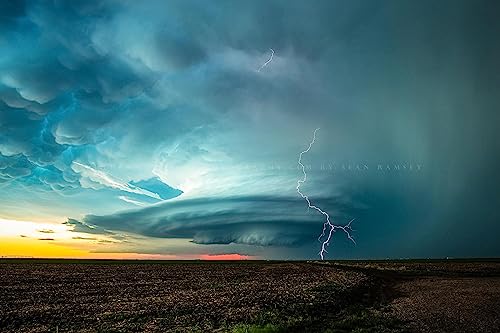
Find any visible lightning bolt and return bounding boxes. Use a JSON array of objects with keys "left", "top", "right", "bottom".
[
  {"left": 296, "top": 128, "right": 356, "bottom": 260},
  {"left": 257, "top": 48, "right": 275, "bottom": 72}
]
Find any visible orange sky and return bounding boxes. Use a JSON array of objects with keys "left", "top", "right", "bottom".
[
  {"left": 0, "top": 236, "right": 255, "bottom": 260},
  {"left": 0, "top": 218, "right": 257, "bottom": 260},
  {"left": 0, "top": 237, "right": 177, "bottom": 259}
]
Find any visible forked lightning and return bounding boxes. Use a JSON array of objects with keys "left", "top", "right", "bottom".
[{"left": 296, "top": 128, "right": 356, "bottom": 259}]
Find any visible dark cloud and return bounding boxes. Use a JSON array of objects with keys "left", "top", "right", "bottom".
[
  {"left": 0, "top": 0, "right": 27, "bottom": 31},
  {"left": 155, "top": 31, "right": 207, "bottom": 69},
  {"left": 72, "top": 236, "right": 97, "bottom": 241},
  {"left": 0, "top": 153, "right": 32, "bottom": 182},
  {"left": 1, "top": 0, "right": 499, "bottom": 258},
  {"left": 64, "top": 218, "right": 114, "bottom": 235},
  {"left": 129, "top": 177, "right": 183, "bottom": 200},
  {"left": 37, "top": 229, "right": 54, "bottom": 234},
  {"left": 64, "top": 218, "right": 130, "bottom": 243},
  {"left": 70, "top": 195, "right": 355, "bottom": 247}
]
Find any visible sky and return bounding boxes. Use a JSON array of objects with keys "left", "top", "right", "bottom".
[{"left": 1, "top": 0, "right": 499, "bottom": 260}]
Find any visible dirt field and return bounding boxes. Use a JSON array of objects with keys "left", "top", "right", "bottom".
[{"left": 0, "top": 260, "right": 499, "bottom": 332}]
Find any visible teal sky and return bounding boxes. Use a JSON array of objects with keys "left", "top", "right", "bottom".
[{"left": 0, "top": 0, "right": 499, "bottom": 259}]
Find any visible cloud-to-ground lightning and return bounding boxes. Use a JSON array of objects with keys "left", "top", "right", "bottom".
[
  {"left": 257, "top": 48, "right": 275, "bottom": 72},
  {"left": 296, "top": 128, "right": 356, "bottom": 260}
]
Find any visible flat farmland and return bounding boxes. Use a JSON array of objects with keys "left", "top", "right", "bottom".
[{"left": 0, "top": 260, "right": 499, "bottom": 332}]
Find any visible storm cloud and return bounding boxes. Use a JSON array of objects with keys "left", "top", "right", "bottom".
[
  {"left": 1, "top": 0, "right": 499, "bottom": 258},
  {"left": 72, "top": 195, "right": 355, "bottom": 247}
]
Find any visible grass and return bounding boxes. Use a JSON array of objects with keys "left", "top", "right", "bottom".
[
  {"left": 325, "top": 306, "right": 403, "bottom": 333},
  {"left": 230, "top": 306, "right": 403, "bottom": 333},
  {"left": 227, "top": 278, "right": 403, "bottom": 333}
]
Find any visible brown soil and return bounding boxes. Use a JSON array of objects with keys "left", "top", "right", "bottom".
[
  {"left": 0, "top": 261, "right": 368, "bottom": 332},
  {"left": 0, "top": 259, "right": 499, "bottom": 332}
]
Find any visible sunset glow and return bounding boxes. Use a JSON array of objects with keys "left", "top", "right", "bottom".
[{"left": 200, "top": 254, "right": 255, "bottom": 261}]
